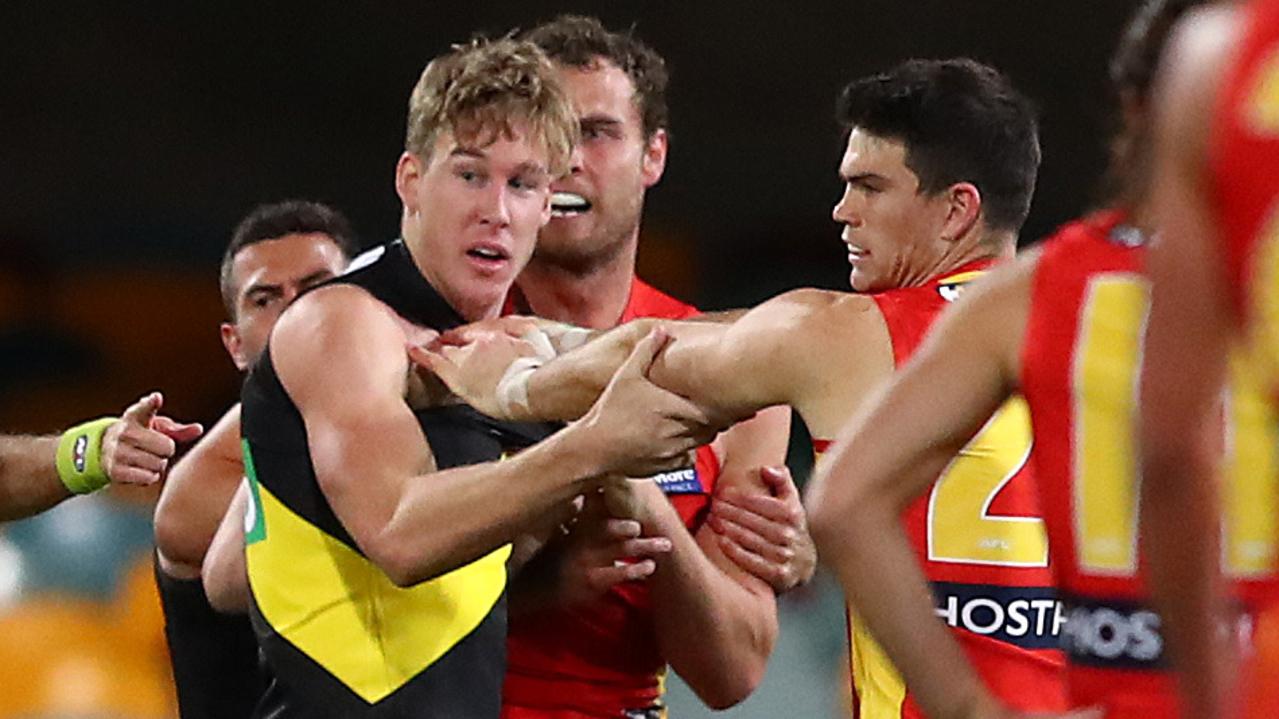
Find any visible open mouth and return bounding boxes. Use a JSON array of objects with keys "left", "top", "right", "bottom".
[
  {"left": 551, "top": 192, "right": 591, "bottom": 218},
  {"left": 467, "top": 245, "right": 510, "bottom": 263}
]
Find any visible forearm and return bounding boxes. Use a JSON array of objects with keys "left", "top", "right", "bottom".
[
  {"left": 0, "top": 435, "right": 68, "bottom": 522},
  {"left": 373, "top": 424, "right": 607, "bottom": 586},
  {"left": 811, "top": 490, "right": 988, "bottom": 719},
  {"left": 648, "top": 491, "right": 777, "bottom": 708}
]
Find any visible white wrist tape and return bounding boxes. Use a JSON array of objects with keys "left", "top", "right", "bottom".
[
  {"left": 520, "top": 328, "right": 558, "bottom": 361},
  {"left": 495, "top": 356, "right": 544, "bottom": 418},
  {"left": 555, "top": 327, "right": 593, "bottom": 353}
]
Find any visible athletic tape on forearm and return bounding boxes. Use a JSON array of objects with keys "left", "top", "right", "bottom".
[
  {"left": 520, "top": 329, "right": 558, "bottom": 361},
  {"left": 496, "top": 357, "right": 545, "bottom": 418},
  {"left": 55, "top": 417, "right": 119, "bottom": 494}
]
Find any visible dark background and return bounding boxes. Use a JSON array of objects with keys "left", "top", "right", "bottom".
[{"left": 1, "top": 0, "right": 1139, "bottom": 429}]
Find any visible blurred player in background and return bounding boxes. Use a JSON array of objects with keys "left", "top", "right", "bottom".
[{"left": 1141, "top": 0, "right": 1279, "bottom": 717}]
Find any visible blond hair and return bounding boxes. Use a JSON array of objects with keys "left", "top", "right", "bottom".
[{"left": 406, "top": 37, "right": 577, "bottom": 176}]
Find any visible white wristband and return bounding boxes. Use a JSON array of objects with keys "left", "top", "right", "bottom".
[{"left": 496, "top": 356, "right": 544, "bottom": 418}]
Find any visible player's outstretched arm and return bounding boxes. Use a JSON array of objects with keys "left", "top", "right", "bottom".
[
  {"left": 0, "top": 391, "right": 202, "bottom": 522},
  {"left": 276, "top": 287, "right": 719, "bottom": 586},
  {"left": 419, "top": 289, "right": 877, "bottom": 432},
  {"left": 806, "top": 257, "right": 1035, "bottom": 719},
  {"left": 1140, "top": 9, "right": 1240, "bottom": 719},
  {"left": 154, "top": 405, "right": 244, "bottom": 579}
]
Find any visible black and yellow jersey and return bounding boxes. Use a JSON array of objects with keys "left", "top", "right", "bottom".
[{"left": 240, "top": 239, "right": 555, "bottom": 718}]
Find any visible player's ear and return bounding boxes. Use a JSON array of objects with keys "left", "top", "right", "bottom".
[
  {"left": 941, "top": 182, "right": 981, "bottom": 243},
  {"left": 640, "top": 128, "right": 668, "bottom": 187},
  {"left": 221, "top": 322, "right": 250, "bottom": 371},
  {"left": 395, "top": 152, "right": 425, "bottom": 214}
]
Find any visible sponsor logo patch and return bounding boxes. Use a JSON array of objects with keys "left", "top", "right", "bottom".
[
  {"left": 931, "top": 581, "right": 1063, "bottom": 650},
  {"left": 1059, "top": 594, "right": 1166, "bottom": 669},
  {"left": 651, "top": 467, "right": 703, "bottom": 495}
]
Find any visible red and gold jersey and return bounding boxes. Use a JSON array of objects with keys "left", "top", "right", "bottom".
[
  {"left": 815, "top": 260, "right": 1066, "bottom": 719},
  {"left": 502, "top": 279, "right": 721, "bottom": 718},
  {"left": 1212, "top": 0, "right": 1279, "bottom": 398},
  {"left": 1021, "top": 211, "right": 1172, "bottom": 718},
  {"left": 1022, "top": 211, "right": 1279, "bottom": 717},
  {"left": 1209, "top": 3, "right": 1279, "bottom": 715}
]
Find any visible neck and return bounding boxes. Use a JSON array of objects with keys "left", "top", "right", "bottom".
[
  {"left": 916, "top": 231, "right": 1015, "bottom": 285},
  {"left": 517, "top": 240, "right": 638, "bottom": 329}
]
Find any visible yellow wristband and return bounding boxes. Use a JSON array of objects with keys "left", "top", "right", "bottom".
[{"left": 56, "top": 417, "right": 118, "bottom": 494}]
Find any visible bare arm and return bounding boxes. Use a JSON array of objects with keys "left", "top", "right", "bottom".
[
  {"left": 805, "top": 257, "right": 1035, "bottom": 719},
  {"left": 1140, "top": 9, "right": 1240, "bottom": 718},
  {"left": 204, "top": 481, "right": 250, "bottom": 613},
  {"left": 643, "top": 404, "right": 790, "bottom": 706},
  {"left": 423, "top": 289, "right": 888, "bottom": 435},
  {"left": 0, "top": 392, "right": 202, "bottom": 522},
  {"left": 708, "top": 406, "right": 816, "bottom": 593},
  {"left": 276, "top": 287, "right": 713, "bottom": 587},
  {"left": 154, "top": 405, "right": 244, "bottom": 579}
]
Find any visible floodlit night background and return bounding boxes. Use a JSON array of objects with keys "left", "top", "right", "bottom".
[{"left": 0, "top": 2, "right": 1140, "bottom": 715}]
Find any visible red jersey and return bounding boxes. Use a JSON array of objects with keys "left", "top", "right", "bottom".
[
  {"left": 815, "top": 261, "right": 1066, "bottom": 719},
  {"left": 1020, "top": 211, "right": 1173, "bottom": 718},
  {"left": 1209, "top": 3, "right": 1279, "bottom": 715},
  {"left": 1213, "top": 0, "right": 1279, "bottom": 379},
  {"left": 502, "top": 279, "right": 721, "bottom": 718}
]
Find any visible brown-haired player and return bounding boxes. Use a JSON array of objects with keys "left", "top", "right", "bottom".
[
  {"left": 202, "top": 37, "right": 722, "bottom": 719},
  {"left": 494, "top": 16, "right": 805, "bottom": 716},
  {"left": 153, "top": 200, "right": 357, "bottom": 719}
]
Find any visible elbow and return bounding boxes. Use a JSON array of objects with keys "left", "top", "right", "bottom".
[
  {"left": 692, "top": 660, "right": 768, "bottom": 710},
  {"left": 153, "top": 502, "right": 200, "bottom": 570},
  {"left": 366, "top": 533, "right": 431, "bottom": 588},
  {"left": 203, "top": 564, "right": 247, "bottom": 614}
]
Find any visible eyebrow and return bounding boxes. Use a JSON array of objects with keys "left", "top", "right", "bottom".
[
  {"left": 580, "top": 115, "right": 623, "bottom": 130},
  {"left": 448, "top": 146, "right": 486, "bottom": 159},
  {"left": 840, "top": 170, "right": 887, "bottom": 185}
]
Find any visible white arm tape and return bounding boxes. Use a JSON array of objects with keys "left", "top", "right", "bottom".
[
  {"left": 496, "top": 356, "right": 545, "bottom": 418},
  {"left": 520, "top": 328, "right": 558, "bottom": 361}
]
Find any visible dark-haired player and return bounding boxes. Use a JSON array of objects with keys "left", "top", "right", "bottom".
[
  {"left": 797, "top": 3, "right": 1219, "bottom": 718},
  {"left": 153, "top": 200, "right": 357, "bottom": 719}
]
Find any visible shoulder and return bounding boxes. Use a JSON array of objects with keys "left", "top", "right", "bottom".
[
  {"left": 733, "top": 288, "right": 889, "bottom": 363},
  {"left": 273, "top": 283, "right": 401, "bottom": 353}
]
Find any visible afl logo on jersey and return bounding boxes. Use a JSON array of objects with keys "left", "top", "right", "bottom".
[{"left": 652, "top": 467, "right": 703, "bottom": 495}]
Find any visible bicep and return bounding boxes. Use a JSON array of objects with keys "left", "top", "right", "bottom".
[{"left": 272, "top": 291, "right": 434, "bottom": 550}]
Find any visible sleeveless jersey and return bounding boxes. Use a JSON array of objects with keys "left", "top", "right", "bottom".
[
  {"left": 1212, "top": 0, "right": 1279, "bottom": 398},
  {"left": 501, "top": 279, "right": 721, "bottom": 718},
  {"left": 1208, "top": 4, "right": 1279, "bottom": 715},
  {"left": 814, "top": 260, "right": 1066, "bottom": 719},
  {"left": 240, "top": 240, "right": 555, "bottom": 718},
  {"left": 1020, "top": 211, "right": 1174, "bottom": 718}
]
